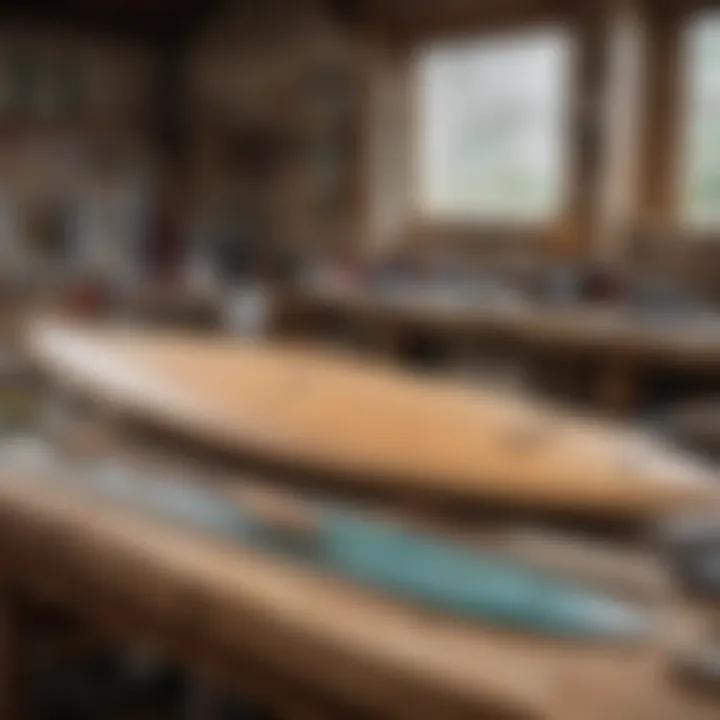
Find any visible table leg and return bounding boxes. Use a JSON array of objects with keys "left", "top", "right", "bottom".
[
  {"left": 597, "top": 361, "right": 637, "bottom": 415},
  {"left": 0, "top": 583, "right": 28, "bottom": 719}
]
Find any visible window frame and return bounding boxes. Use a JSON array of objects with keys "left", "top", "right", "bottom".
[
  {"left": 410, "top": 25, "right": 577, "bottom": 228},
  {"left": 678, "top": 10, "right": 720, "bottom": 232}
]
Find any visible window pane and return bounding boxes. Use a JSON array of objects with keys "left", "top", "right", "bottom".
[
  {"left": 682, "top": 15, "right": 720, "bottom": 227},
  {"left": 417, "top": 29, "right": 573, "bottom": 222}
]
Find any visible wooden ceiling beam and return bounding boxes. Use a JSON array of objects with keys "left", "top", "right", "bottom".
[{"left": 0, "top": 0, "right": 218, "bottom": 46}]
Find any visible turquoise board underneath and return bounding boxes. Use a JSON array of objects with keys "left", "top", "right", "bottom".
[{"left": 2, "top": 437, "right": 651, "bottom": 641}]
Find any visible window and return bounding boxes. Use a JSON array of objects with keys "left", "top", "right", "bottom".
[
  {"left": 416, "top": 29, "right": 573, "bottom": 223},
  {"left": 682, "top": 14, "right": 720, "bottom": 227}
]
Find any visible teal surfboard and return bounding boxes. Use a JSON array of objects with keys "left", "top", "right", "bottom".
[{"left": 3, "top": 438, "right": 651, "bottom": 641}]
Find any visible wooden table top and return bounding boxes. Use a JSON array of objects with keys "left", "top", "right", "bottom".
[
  {"left": 0, "top": 438, "right": 717, "bottom": 720},
  {"left": 284, "top": 288, "right": 720, "bottom": 367}
]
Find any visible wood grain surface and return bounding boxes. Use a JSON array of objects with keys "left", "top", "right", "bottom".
[
  {"left": 0, "top": 455, "right": 717, "bottom": 720},
  {"left": 281, "top": 289, "right": 720, "bottom": 367}
]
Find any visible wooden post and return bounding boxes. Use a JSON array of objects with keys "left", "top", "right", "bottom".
[
  {"left": 595, "top": 2, "right": 646, "bottom": 264},
  {"left": 362, "top": 36, "right": 415, "bottom": 257},
  {"left": 565, "top": 5, "right": 613, "bottom": 257},
  {"left": 637, "top": 3, "right": 683, "bottom": 234}
]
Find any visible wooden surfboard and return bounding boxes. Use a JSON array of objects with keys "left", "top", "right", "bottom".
[{"left": 27, "top": 320, "right": 720, "bottom": 520}]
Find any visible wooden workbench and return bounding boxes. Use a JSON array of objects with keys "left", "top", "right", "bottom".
[
  {"left": 276, "top": 288, "right": 720, "bottom": 366},
  {"left": 0, "top": 438, "right": 717, "bottom": 720},
  {"left": 275, "top": 288, "right": 720, "bottom": 412}
]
